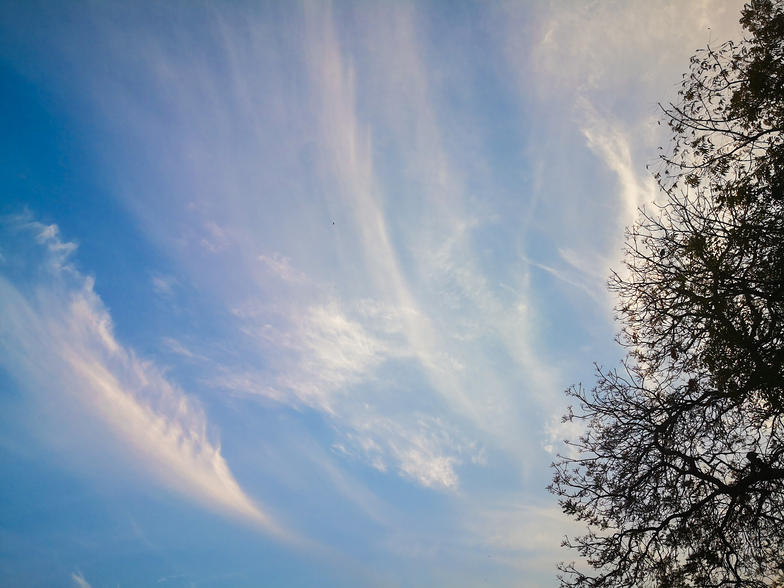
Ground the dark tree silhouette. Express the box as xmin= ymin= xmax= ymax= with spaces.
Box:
xmin=550 ymin=2 xmax=784 ymax=587
xmin=633 ymin=0 xmax=784 ymax=412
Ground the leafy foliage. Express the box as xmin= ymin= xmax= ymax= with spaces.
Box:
xmin=550 ymin=2 xmax=784 ymax=586
xmin=645 ymin=0 xmax=784 ymax=411
xmin=552 ymin=368 xmax=784 ymax=588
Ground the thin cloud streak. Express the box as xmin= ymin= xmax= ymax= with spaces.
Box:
xmin=71 ymin=572 xmax=93 ymax=588
xmin=578 ymin=99 xmax=658 ymax=229
xmin=0 ymin=219 xmax=288 ymax=538
xmin=303 ymin=2 xmax=554 ymax=463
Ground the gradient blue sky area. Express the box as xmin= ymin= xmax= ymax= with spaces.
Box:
xmin=0 ymin=2 xmax=746 ymax=587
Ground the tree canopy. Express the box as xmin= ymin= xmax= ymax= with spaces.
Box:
xmin=549 ymin=1 xmax=784 ymax=587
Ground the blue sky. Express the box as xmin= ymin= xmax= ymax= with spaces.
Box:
xmin=0 ymin=1 xmax=746 ymax=586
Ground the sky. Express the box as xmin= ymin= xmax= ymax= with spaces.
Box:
xmin=0 ymin=1 xmax=747 ymax=587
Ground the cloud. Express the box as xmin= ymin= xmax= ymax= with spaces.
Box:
xmin=335 ymin=413 xmax=467 ymax=490
xmin=501 ymin=0 xmax=747 ymax=267
xmin=229 ymin=299 xmax=407 ymax=408
xmin=72 ymin=572 xmax=93 ymax=588
xmin=542 ymin=408 xmax=586 ymax=458
xmin=527 ymin=0 xmax=746 ymax=102
xmin=4 ymin=3 xmax=745 ymax=584
xmin=461 ymin=500 xmax=586 ymax=576
xmin=162 ymin=336 xmax=196 ymax=358
xmin=258 ymin=253 xmax=308 ymax=283
xmin=151 ymin=273 xmax=178 ymax=296
xmin=578 ymin=100 xmax=658 ymax=227
xmin=0 ymin=218 xmax=287 ymax=537
xmin=228 ymin=296 xmax=471 ymax=490
xmin=27 ymin=0 xmax=562 ymax=495
xmin=299 ymin=1 xmax=556 ymax=459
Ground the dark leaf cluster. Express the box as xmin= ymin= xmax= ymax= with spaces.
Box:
xmin=660 ymin=0 xmax=784 ymax=211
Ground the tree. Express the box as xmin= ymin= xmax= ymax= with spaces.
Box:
xmin=552 ymin=368 xmax=784 ymax=588
xmin=549 ymin=2 xmax=784 ymax=586
xmin=636 ymin=0 xmax=784 ymax=412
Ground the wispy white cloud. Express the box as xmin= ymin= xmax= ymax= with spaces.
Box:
xmin=462 ymin=500 xmax=585 ymax=575
xmin=515 ymin=0 xmax=747 ymax=228
xmin=21 ymin=0 xmax=711 ymax=517
xmin=72 ymin=571 xmax=93 ymax=588
xmin=258 ymin=253 xmax=308 ymax=284
xmin=200 ymin=221 xmax=233 ymax=253
xmin=528 ymin=0 xmax=745 ymax=102
xmin=335 ymin=413 xmax=467 ymax=490
xmin=499 ymin=0 xmax=748 ymax=344
xmin=162 ymin=336 xmax=196 ymax=358
xmin=542 ymin=409 xmax=586 ymax=458
xmin=229 ymin=295 xmax=470 ymax=489
xmin=299 ymin=1 xmax=558 ymax=466
xmin=230 ymin=298 xmax=407 ymax=408
xmin=577 ymin=100 xmax=658 ymax=230
xmin=0 ymin=219 xmax=287 ymax=537
xmin=151 ymin=273 xmax=178 ymax=296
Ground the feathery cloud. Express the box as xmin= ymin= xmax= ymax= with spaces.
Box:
xmin=0 ymin=218 xmax=285 ymax=536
